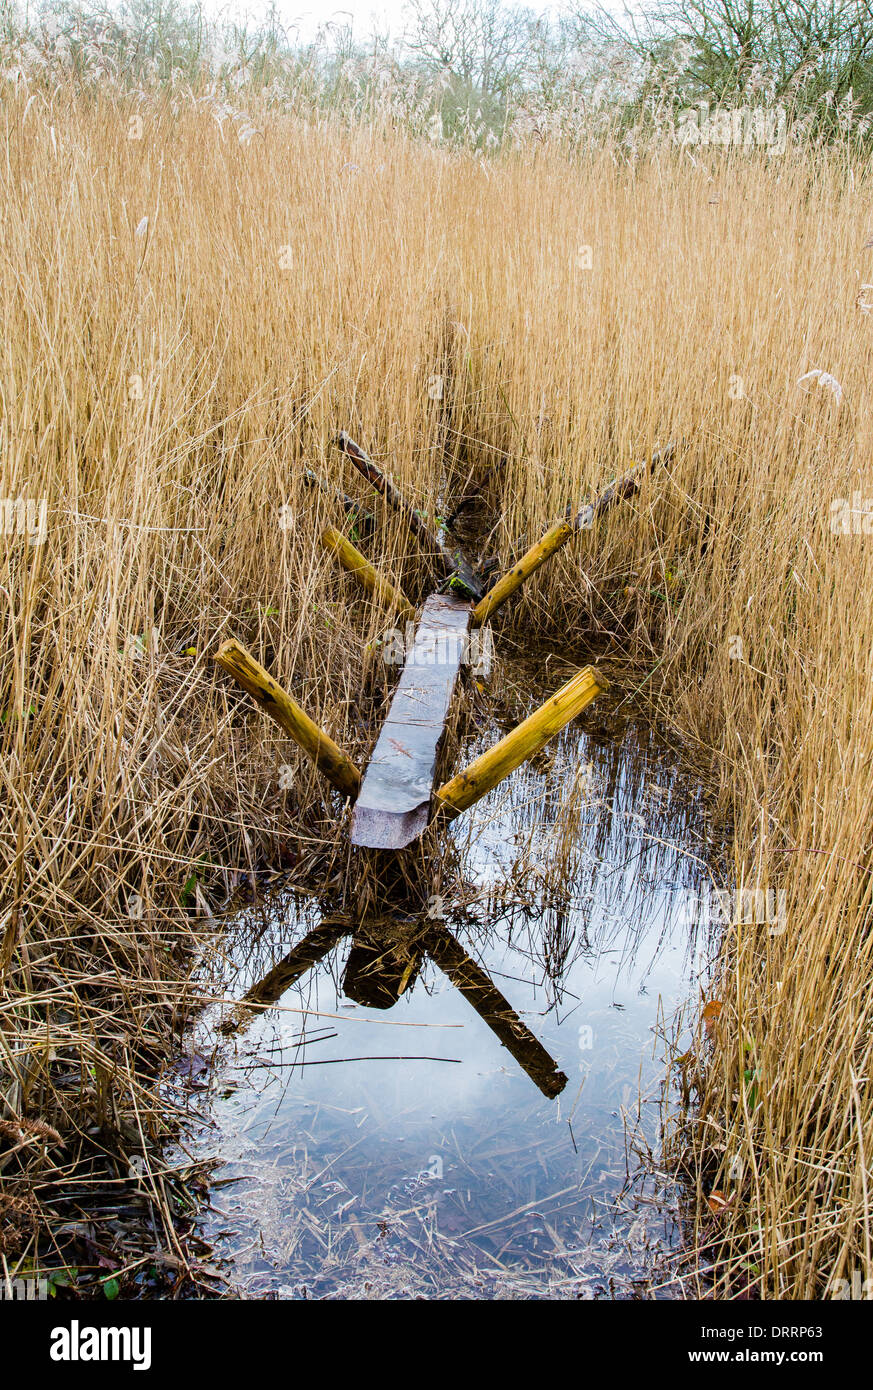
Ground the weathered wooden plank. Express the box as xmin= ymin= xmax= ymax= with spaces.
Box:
xmin=351 ymin=592 xmax=472 ymax=849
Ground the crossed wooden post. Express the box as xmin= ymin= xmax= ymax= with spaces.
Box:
xmin=220 ymin=915 xmax=569 ymax=1098
xmin=211 ymin=430 xmax=673 ymax=1097
xmin=214 ymin=432 xmax=673 ymax=849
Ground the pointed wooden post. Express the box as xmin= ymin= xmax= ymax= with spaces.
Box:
xmin=320 ymin=524 xmax=416 ymax=623
xmin=471 ymin=520 xmax=573 ymax=626
xmin=213 ymin=639 xmax=361 ymax=800
xmin=470 ymin=443 xmax=676 ymax=626
xmin=436 ymin=666 xmax=608 ymax=815
xmin=336 ymin=431 xmax=486 ymax=599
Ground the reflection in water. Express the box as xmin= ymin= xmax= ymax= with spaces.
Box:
xmin=188 ymin=669 xmax=721 ymax=1299
xmin=226 ymin=918 xmax=568 ymax=1098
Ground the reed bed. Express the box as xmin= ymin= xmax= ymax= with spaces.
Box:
xmin=0 ymin=81 xmax=871 ymax=1298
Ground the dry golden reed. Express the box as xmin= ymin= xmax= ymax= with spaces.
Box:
xmin=0 ymin=82 xmax=871 ymax=1297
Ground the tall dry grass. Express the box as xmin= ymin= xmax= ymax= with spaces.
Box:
xmin=1 ymin=82 xmax=871 ymax=1297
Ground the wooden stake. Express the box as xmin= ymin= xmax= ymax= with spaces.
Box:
xmin=470 ymin=443 xmax=677 ymax=626
xmin=321 ymin=524 xmax=416 ymax=623
xmin=569 ymin=441 xmax=676 ymax=531
xmin=435 ymin=665 xmax=608 ymax=815
xmin=213 ymin=638 xmax=361 ymax=800
xmin=303 ymin=469 xmax=376 ymax=539
xmin=471 ymin=519 xmax=573 ymax=626
xmin=335 ymin=431 xmax=486 ymax=599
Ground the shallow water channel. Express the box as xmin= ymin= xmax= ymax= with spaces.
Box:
xmin=185 ymin=658 xmax=720 ymax=1299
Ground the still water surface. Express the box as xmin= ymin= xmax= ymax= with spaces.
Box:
xmin=187 ymin=666 xmax=718 ymax=1298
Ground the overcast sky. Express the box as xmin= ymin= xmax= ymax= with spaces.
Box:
xmin=197 ymin=0 xmax=637 ymax=46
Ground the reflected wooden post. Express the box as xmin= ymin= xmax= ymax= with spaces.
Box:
xmin=213 ymin=639 xmax=361 ymax=801
xmin=219 ymin=919 xmax=350 ymax=1035
xmin=223 ymin=915 xmax=568 ymax=1098
xmin=436 ymin=666 xmax=608 ymax=816
xmin=423 ymin=925 xmax=567 ymax=1098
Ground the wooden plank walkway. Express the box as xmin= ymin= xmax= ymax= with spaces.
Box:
xmin=351 ymin=592 xmax=472 ymax=849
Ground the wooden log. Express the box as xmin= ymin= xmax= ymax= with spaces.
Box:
xmin=423 ymin=925 xmax=567 ymax=1097
xmin=303 ymin=469 xmax=376 ymax=539
xmin=321 ymin=524 xmax=416 ymax=623
xmin=470 ymin=519 xmax=573 ymax=627
xmin=469 ymin=443 xmax=675 ymax=627
xmin=351 ymin=592 xmax=473 ymax=849
xmin=213 ymin=638 xmax=361 ymax=801
xmin=335 ymin=430 xmax=486 ymax=600
xmin=435 ymin=665 xmax=608 ymax=815
xmin=570 ymin=441 xmax=676 ymax=531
